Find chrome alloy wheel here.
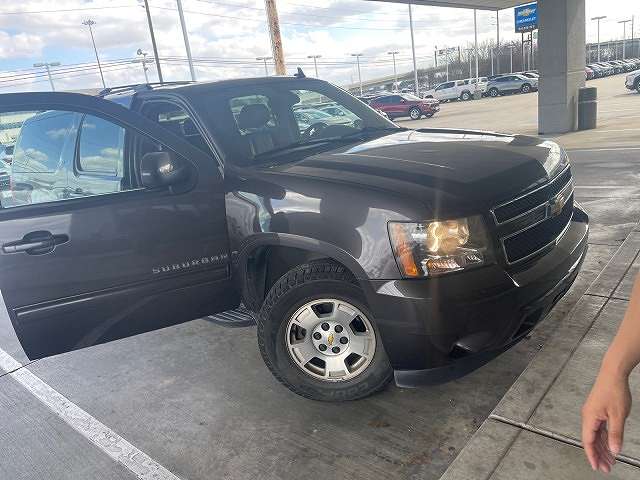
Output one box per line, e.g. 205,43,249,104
285,299,376,382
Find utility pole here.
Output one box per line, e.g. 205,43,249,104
256,56,272,76
351,53,363,96
134,49,150,83
388,51,399,90
619,19,632,60
474,9,479,81
434,46,438,68
176,0,196,81
264,0,285,75
591,16,607,62
307,55,321,78
496,10,500,74
142,0,163,82
508,45,514,73
33,62,60,91
491,48,494,76
465,48,473,77
408,3,419,95
82,20,106,89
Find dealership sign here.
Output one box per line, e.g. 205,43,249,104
515,3,538,33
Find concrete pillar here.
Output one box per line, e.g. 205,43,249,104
538,0,586,134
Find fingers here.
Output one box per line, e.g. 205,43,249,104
607,413,625,455
582,416,603,471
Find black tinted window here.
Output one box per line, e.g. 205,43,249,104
78,115,125,175
12,111,75,174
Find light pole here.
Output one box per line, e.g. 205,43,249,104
408,2,419,95
388,51,399,90
134,49,150,83
619,19,632,59
473,9,479,81
508,45,514,73
33,62,61,91
351,53,364,96
82,19,106,89
141,0,163,82
256,56,273,76
591,16,607,62
176,0,196,81
496,10,500,74
307,55,321,78
465,48,473,78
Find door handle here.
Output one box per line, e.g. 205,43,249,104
2,231,69,255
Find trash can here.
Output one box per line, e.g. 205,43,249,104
578,87,597,130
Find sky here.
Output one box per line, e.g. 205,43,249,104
0,0,638,92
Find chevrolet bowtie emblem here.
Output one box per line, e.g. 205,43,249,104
327,333,335,346
548,192,567,218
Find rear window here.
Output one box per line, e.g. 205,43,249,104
12,112,76,174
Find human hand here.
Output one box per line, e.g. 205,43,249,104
581,371,632,473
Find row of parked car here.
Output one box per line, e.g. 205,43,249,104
586,58,640,79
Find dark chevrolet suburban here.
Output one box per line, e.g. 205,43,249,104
0,77,588,401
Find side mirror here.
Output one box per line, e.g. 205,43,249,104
140,151,191,190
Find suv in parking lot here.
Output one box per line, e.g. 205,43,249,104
626,69,640,93
0,77,587,401
487,74,538,97
368,93,439,120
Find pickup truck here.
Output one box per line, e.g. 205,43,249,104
0,76,588,401
424,77,488,102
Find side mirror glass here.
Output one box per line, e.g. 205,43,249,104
141,151,191,190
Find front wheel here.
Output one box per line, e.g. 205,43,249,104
257,262,393,401
460,91,471,101
635,79,640,93
409,107,422,120
489,87,499,97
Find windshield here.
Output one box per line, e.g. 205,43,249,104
402,93,421,101
193,79,397,166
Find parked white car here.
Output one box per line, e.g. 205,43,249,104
425,77,488,101
626,70,640,93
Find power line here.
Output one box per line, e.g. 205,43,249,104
0,5,138,15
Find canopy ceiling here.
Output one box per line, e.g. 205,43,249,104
366,0,529,11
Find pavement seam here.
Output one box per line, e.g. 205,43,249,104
489,414,640,469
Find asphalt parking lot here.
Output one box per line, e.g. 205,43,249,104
1,73,639,480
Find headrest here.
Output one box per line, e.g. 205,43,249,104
181,118,198,136
237,104,272,130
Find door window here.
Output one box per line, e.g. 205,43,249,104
78,115,125,175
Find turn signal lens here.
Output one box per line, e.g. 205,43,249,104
388,217,488,277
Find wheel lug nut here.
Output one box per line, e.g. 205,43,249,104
321,323,330,331
319,344,327,351
334,325,343,333
340,337,348,344
332,346,340,354
313,332,322,340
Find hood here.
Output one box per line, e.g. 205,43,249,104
261,129,567,216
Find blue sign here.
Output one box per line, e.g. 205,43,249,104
515,3,538,33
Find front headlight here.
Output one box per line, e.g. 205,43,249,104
388,216,489,277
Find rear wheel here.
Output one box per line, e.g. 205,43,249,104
460,91,471,101
409,107,422,120
257,262,393,401
489,87,499,97
520,83,532,94
635,79,640,93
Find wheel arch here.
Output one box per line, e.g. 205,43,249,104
235,234,370,312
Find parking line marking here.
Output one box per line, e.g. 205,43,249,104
0,347,182,480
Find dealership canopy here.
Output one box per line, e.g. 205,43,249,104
366,0,527,11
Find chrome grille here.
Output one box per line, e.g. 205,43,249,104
491,167,574,265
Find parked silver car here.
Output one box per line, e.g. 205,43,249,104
487,74,539,97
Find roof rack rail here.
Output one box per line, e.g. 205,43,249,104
97,81,195,97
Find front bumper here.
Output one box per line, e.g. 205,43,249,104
362,205,588,387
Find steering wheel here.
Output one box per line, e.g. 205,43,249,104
302,122,328,139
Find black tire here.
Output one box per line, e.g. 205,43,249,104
489,87,499,97
635,79,640,94
257,261,393,401
520,83,532,93
460,91,471,101
409,107,422,120
424,112,434,118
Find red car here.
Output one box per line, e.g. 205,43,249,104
369,93,440,120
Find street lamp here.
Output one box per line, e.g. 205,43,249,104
619,19,632,59
133,49,150,83
591,16,607,62
82,19,106,89
33,62,61,91
387,51,399,91
351,53,364,96
256,56,273,76
307,55,321,78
